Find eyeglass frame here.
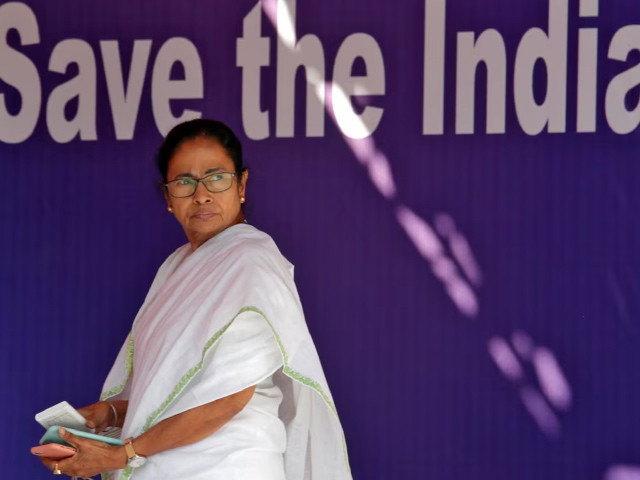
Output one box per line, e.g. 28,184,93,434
163,171,240,198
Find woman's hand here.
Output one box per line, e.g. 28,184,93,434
77,402,112,433
39,427,126,478
78,400,127,433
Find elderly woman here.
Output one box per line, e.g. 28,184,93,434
40,119,351,480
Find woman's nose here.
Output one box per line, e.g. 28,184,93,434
192,181,212,203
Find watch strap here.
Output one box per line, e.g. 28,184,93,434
124,437,137,460
124,437,147,468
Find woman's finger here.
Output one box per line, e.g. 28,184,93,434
58,427,80,448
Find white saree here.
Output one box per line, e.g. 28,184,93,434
99,224,351,480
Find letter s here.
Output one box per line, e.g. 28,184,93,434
0,2,41,143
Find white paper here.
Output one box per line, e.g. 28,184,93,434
35,401,91,432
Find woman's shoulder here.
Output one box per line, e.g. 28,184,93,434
157,242,192,272
229,224,293,271
238,226,284,259
196,224,292,273
214,223,276,252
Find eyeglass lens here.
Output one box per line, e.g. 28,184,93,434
167,172,235,197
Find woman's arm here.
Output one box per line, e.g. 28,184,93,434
40,386,256,478
134,384,256,455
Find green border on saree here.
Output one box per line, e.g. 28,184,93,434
114,306,351,480
100,332,134,401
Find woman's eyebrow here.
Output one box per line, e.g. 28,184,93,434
174,172,197,178
203,167,225,174
174,167,225,178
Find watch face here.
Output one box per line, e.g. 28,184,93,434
128,455,147,468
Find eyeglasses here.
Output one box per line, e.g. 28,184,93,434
164,172,238,198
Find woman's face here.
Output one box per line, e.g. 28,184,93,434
165,136,248,250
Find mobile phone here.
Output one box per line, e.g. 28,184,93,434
31,443,76,459
39,426,124,447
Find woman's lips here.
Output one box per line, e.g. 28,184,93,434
191,211,215,220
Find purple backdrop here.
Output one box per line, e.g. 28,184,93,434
2,0,640,478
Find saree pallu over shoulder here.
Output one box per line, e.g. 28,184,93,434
100,224,352,480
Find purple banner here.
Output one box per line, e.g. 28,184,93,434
2,0,640,478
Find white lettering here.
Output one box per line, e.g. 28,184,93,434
236,2,270,141
151,37,203,136
514,0,568,135
576,0,599,132
576,28,598,132
605,26,640,135
423,0,446,135
101,40,152,140
332,33,385,139
0,2,41,143
579,0,599,17
275,0,325,138
46,39,97,143
455,29,506,134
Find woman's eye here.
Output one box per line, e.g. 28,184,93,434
210,174,224,181
176,178,193,186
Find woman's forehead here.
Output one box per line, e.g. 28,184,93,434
168,137,233,174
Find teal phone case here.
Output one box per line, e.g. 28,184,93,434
40,426,124,447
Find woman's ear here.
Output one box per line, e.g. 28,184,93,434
239,169,249,198
162,186,173,212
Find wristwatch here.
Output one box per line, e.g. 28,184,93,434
124,437,147,468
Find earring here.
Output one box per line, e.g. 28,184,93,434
167,206,173,213
240,197,245,204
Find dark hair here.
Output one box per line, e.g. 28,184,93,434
156,119,244,182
